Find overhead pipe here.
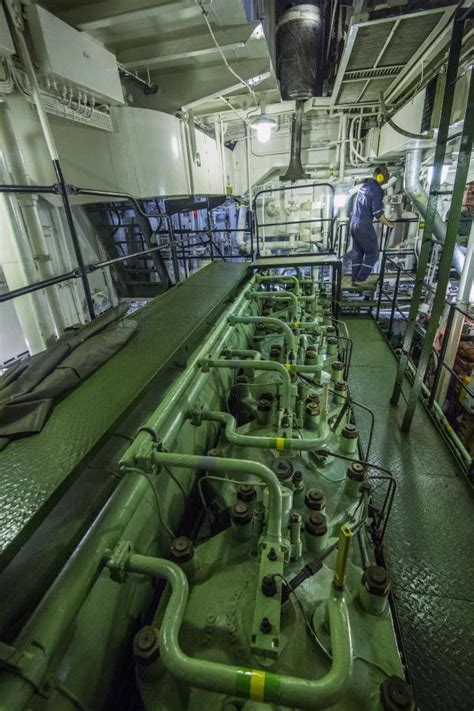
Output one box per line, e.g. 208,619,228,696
404,149,464,274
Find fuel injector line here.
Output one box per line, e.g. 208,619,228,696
121,276,257,465
191,410,343,452
230,316,297,358
256,274,302,295
151,451,283,543
248,291,299,320
107,553,353,709
200,358,293,412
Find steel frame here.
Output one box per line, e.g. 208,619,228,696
391,9,473,431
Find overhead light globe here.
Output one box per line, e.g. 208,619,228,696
251,114,277,144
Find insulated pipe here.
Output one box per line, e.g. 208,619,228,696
151,451,282,542
231,316,297,356
116,554,352,709
404,149,464,273
194,409,331,452
202,358,292,412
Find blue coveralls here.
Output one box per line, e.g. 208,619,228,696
350,178,384,281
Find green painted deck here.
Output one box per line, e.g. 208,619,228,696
345,316,474,711
0,263,247,567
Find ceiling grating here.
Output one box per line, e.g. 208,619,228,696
331,6,456,109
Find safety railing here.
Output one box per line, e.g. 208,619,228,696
0,182,248,318
251,183,336,259
373,248,473,478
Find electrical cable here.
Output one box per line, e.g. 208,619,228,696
193,0,258,104
379,91,433,141
274,573,332,661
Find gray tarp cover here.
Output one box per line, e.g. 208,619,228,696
0,304,137,449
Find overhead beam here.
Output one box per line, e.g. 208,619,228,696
118,25,253,69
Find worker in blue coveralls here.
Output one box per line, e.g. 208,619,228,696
351,165,395,285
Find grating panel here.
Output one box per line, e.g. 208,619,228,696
0,263,247,565
347,23,394,72
379,14,441,68
332,8,453,108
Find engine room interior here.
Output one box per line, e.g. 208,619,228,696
0,1,473,710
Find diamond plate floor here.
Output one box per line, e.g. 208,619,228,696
344,316,474,711
0,263,247,567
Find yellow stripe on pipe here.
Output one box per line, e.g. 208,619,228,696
275,437,286,450
284,363,294,371
249,670,266,702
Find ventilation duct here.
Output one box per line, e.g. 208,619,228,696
404,149,464,274
276,4,321,182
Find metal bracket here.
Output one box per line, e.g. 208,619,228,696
250,540,284,661
106,540,133,583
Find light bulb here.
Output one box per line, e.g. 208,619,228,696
256,122,272,144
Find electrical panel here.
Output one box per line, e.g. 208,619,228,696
0,6,15,57
26,4,124,105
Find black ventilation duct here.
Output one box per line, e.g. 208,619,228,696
276,4,322,181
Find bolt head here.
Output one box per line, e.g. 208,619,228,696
363,565,390,596
347,462,366,481
237,484,256,502
260,616,272,634
306,511,328,536
271,457,293,482
231,501,252,525
133,626,160,664
305,488,326,510
380,676,415,711
170,536,194,563
342,423,358,439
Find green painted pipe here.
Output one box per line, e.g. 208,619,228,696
152,451,282,542
117,553,352,709
225,349,262,360
256,274,301,295
194,409,331,452
202,358,293,411
231,315,297,356
248,291,299,320
121,277,257,465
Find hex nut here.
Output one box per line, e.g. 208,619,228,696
133,625,160,665
363,565,390,596
380,676,415,711
347,462,366,481
332,360,344,371
237,484,257,502
231,501,252,525
342,423,358,439
305,488,326,510
271,457,293,482
262,574,277,597
170,536,195,564
306,511,328,536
